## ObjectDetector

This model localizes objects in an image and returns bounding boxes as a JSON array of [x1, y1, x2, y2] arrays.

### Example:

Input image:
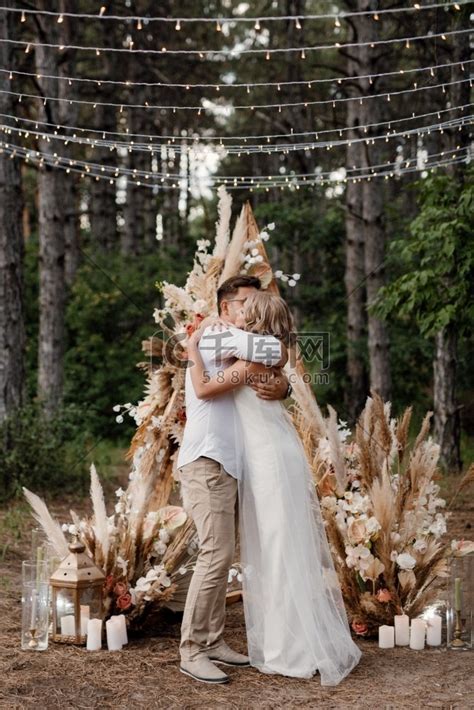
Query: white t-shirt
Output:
[[177, 325, 282, 479]]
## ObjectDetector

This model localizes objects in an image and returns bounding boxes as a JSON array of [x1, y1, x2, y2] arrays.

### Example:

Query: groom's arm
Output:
[[210, 326, 286, 368], [208, 326, 290, 400]]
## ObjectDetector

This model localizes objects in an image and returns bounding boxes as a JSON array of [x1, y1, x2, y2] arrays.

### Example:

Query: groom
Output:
[[177, 275, 291, 684]]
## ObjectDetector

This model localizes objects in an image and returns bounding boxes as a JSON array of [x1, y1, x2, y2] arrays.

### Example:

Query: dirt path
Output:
[[0, 489, 472, 710]]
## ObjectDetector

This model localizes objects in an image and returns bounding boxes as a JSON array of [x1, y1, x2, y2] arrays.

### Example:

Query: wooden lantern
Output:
[[50, 538, 105, 645]]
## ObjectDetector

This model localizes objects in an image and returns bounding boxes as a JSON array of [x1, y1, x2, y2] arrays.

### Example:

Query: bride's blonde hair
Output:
[[243, 291, 295, 346]]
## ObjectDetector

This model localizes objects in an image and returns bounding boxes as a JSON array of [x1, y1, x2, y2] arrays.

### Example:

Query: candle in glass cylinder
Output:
[[80, 605, 90, 636], [454, 577, 462, 611], [378, 625, 395, 649], [410, 618, 426, 650], [86, 619, 102, 651], [60, 615, 76, 636], [426, 614, 442, 646], [395, 614, 410, 646]]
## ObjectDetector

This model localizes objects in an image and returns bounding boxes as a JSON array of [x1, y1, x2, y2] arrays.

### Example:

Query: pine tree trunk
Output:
[[358, 1, 391, 400], [35, 6, 66, 415], [344, 26, 367, 422], [433, 328, 461, 471], [0, 4, 25, 422], [58, 3, 79, 284], [432, 6, 469, 471]]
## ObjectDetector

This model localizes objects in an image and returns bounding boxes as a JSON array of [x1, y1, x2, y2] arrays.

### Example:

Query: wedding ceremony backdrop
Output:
[[0, 1, 473, 708]]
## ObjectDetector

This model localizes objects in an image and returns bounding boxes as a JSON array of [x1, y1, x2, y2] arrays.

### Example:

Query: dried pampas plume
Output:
[[23, 487, 69, 558], [213, 186, 232, 260], [90, 464, 109, 562]]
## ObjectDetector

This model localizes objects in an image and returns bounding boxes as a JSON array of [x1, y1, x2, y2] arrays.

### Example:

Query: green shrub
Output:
[[0, 403, 93, 503]]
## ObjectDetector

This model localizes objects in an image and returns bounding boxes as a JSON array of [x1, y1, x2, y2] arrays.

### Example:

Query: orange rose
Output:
[[352, 620, 369, 636], [114, 582, 128, 597], [376, 588, 392, 603], [116, 593, 132, 611]]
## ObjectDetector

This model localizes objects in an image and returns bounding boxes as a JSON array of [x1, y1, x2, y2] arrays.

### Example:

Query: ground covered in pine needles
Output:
[[0, 478, 472, 710]]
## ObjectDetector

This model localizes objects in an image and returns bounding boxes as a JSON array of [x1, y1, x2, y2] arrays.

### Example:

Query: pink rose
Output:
[[114, 582, 128, 597], [376, 588, 392, 603], [104, 575, 115, 593], [116, 593, 132, 611], [352, 620, 369, 636]]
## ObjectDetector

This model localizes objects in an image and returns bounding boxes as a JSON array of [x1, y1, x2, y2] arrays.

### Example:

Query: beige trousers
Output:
[[179, 456, 237, 661]]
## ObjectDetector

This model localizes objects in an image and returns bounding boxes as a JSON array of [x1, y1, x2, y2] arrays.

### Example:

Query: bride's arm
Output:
[[188, 337, 264, 399]]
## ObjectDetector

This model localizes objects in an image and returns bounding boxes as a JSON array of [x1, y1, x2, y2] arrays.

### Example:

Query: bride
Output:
[[187, 291, 361, 685]]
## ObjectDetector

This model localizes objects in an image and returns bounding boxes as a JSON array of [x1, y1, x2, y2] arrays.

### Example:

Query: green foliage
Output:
[[374, 169, 474, 338], [0, 403, 92, 503]]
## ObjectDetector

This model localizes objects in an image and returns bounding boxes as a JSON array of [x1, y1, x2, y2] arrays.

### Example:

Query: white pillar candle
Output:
[[60, 615, 76, 636], [410, 618, 426, 650], [426, 614, 442, 646], [378, 625, 395, 649], [394, 614, 410, 646], [106, 618, 123, 651], [111, 614, 128, 646], [86, 619, 102, 651], [80, 605, 90, 636]]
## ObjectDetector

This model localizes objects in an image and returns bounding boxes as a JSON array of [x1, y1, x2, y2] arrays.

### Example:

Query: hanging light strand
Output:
[[1, 2, 466, 26], [0, 27, 467, 59]]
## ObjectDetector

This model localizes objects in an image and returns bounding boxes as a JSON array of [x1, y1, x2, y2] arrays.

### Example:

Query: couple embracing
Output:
[[177, 275, 361, 685]]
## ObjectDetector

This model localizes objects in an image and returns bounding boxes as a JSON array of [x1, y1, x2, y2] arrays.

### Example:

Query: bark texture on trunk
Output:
[[432, 6, 469, 471], [0, 4, 25, 422], [344, 19, 367, 422], [433, 328, 461, 471], [35, 4, 66, 415], [358, 0, 391, 401]]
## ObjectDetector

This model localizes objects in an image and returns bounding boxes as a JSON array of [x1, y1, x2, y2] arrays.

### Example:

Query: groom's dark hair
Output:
[[217, 275, 261, 314]]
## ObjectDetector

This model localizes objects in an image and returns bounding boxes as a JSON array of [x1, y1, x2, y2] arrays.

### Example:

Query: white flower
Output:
[[115, 487, 124, 498], [345, 544, 372, 571], [61, 523, 69, 532], [254, 255, 264, 263], [292, 273, 301, 280], [288, 279, 296, 287], [112, 405, 121, 412], [158, 529, 170, 543], [251, 248, 259, 256], [396, 552, 417, 570], [116, 556, 128, 576], [260, 231, 269, 241], [267, 222, 276, 230], [413, 538, 428, 553], [366, 517, 381, 536], [115, 415, 124, 424], [153, 540, 167, 556], [179, 566, 187, 575], [274, 270, 283, 278], [281, 274, 289, 282]]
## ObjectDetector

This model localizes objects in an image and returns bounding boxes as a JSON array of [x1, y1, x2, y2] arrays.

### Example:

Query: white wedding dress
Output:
[[235, 386, 361, 684]]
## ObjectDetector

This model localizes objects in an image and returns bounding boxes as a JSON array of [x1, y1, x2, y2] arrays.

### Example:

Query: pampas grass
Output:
[[23, 487, 69, 558]]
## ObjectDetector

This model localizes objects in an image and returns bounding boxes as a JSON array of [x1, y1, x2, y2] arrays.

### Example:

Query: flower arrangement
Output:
[[292, 393, 474, 635]]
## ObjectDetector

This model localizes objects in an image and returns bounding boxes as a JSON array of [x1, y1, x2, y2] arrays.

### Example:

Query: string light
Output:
[[0, 140, 467, 190], [0, 28, 468, 58], [1, 78, 467, 115], [3, 103, 469, 148], [4, 2, 464, 25], [2, 114, 468, 157], [2, 59, 467, 94]]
